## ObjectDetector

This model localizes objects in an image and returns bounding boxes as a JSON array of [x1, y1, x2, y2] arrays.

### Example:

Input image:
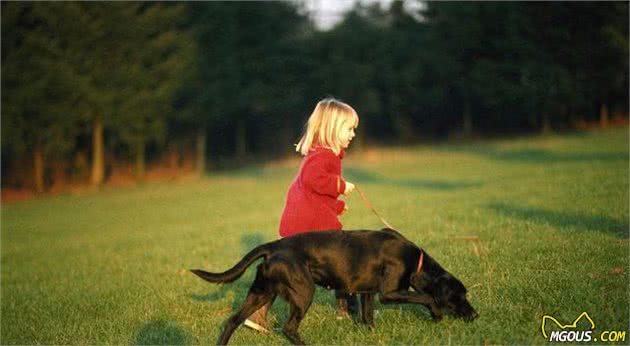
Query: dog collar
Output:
[[416, 251, 424, 273]]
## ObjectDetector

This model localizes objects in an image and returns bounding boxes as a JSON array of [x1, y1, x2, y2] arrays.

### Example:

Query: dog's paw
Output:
[[431, 313, 443, 322], [360, 321, 375, 330]]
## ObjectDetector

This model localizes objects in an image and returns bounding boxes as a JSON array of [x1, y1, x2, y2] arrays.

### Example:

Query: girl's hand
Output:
[[344, 181, 355, 195], [343, 204, 349, 214]]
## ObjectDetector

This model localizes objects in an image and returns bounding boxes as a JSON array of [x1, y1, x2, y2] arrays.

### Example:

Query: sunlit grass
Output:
[[2, 128, 628, 344]]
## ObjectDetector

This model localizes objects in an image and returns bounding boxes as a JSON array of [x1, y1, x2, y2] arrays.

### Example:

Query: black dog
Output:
[[191, 229, 478, 345]]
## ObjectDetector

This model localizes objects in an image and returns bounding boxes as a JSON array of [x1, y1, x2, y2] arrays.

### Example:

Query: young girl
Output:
[[279, 97, 358, 237], [244, 97, 359, 332]]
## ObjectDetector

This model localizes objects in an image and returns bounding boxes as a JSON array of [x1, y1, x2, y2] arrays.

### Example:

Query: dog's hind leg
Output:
[[217, 266, 275, 345], [277, 265, 314, 345], [282, 301, 309, 345], [283, 285, 318, 346]]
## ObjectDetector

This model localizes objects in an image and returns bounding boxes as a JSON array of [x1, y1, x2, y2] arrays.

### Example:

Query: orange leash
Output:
[[354, 185, 395, 230]]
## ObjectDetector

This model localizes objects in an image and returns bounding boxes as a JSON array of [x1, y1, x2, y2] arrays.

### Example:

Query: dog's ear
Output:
[[432, 276, 448, 304], [431, 275, 456, 305], [410, 271, 431, 292]]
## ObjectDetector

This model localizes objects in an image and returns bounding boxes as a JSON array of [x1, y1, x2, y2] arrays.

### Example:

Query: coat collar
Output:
[[311, 146, 345, 159]]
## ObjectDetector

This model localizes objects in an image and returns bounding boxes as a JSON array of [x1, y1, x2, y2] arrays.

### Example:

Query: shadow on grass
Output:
[[488, 202, 629, 238], [440, 146, 628, 164], [134, 320, 191, 345], [241, 233, 267, 251], [344, 168, 482, 191], [376, 302, 433, 321], [188, 231, 288, 334], [189, 232, 269, 315]]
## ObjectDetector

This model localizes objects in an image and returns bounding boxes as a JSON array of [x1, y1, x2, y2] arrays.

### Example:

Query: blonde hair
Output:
[[295, 98, 359, 156]]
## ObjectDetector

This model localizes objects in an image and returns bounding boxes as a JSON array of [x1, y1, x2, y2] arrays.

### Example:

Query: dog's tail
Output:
[[190, 243, 271, 284]]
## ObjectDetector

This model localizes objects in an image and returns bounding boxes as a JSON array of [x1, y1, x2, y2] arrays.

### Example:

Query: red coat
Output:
[[279, 147, 346, 238]]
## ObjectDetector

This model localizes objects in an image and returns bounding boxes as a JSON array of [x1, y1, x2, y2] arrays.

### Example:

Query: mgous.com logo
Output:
[[541, 312, 627, 343]]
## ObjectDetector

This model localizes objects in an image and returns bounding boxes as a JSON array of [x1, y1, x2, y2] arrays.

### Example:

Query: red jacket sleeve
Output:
[[301, 151, 345, 197], [335, 200, 346, 214]]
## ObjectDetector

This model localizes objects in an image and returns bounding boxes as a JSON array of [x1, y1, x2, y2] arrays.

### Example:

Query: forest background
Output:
[[2, 1, 628, 197]]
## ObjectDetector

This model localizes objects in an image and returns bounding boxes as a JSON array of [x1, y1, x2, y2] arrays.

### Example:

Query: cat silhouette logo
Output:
[[541, 312, 595, 342]]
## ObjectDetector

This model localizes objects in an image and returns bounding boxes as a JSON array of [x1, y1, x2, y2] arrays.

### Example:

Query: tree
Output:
[[110, 3, 195, 179], [423, 2, 489, 137], [1, 2, 83, 192], [183, 2, 310, 160], [565, 2, 629, 126], [422, 2, 625, 134], [308, 9, 383, 144], [64, 3, 194, 181]]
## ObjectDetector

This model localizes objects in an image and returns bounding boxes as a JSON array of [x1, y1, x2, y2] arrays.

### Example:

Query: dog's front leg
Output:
[[359, 293, 375, 328], [379, 290, 443, 321], [426, 304, 443, 322]]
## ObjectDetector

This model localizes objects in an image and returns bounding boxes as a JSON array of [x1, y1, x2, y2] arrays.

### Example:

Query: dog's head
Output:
[[410, 254, 478, 322]]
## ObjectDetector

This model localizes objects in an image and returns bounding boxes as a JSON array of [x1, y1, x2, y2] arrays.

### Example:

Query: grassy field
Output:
[[1, 128, 628, 345]]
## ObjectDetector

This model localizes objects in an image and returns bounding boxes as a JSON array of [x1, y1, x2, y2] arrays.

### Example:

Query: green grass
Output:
[[2, 128, 628, 345]]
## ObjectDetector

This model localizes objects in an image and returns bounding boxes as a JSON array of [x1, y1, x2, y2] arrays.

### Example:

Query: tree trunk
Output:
[[235, 119, 247, 158], [391, 113, 415, 143], [462, 100, 473, 138], [196, 129, 206, 175], [599, 103, 609, 128], [277, 123, 293, 156], [90, 117, 105, 186], [388, 95, 415, 143], [135, 138, 145, 180], [542, 112, 552, 134], [33, 144, 45, 193]]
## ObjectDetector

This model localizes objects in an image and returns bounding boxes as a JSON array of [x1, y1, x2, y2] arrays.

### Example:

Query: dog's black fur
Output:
[[191, 229, 478, 345]]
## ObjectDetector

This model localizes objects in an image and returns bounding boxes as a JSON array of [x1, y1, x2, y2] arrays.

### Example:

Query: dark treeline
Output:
[[2, 1, 628, 192]]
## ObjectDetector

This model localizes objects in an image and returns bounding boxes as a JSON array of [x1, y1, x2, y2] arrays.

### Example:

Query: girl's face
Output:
[[339, 120, 357, 149]]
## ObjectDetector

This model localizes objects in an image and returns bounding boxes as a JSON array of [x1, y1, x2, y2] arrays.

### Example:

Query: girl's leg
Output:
[[244, 301, 273, 332], [335, 291, 358, 320]]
